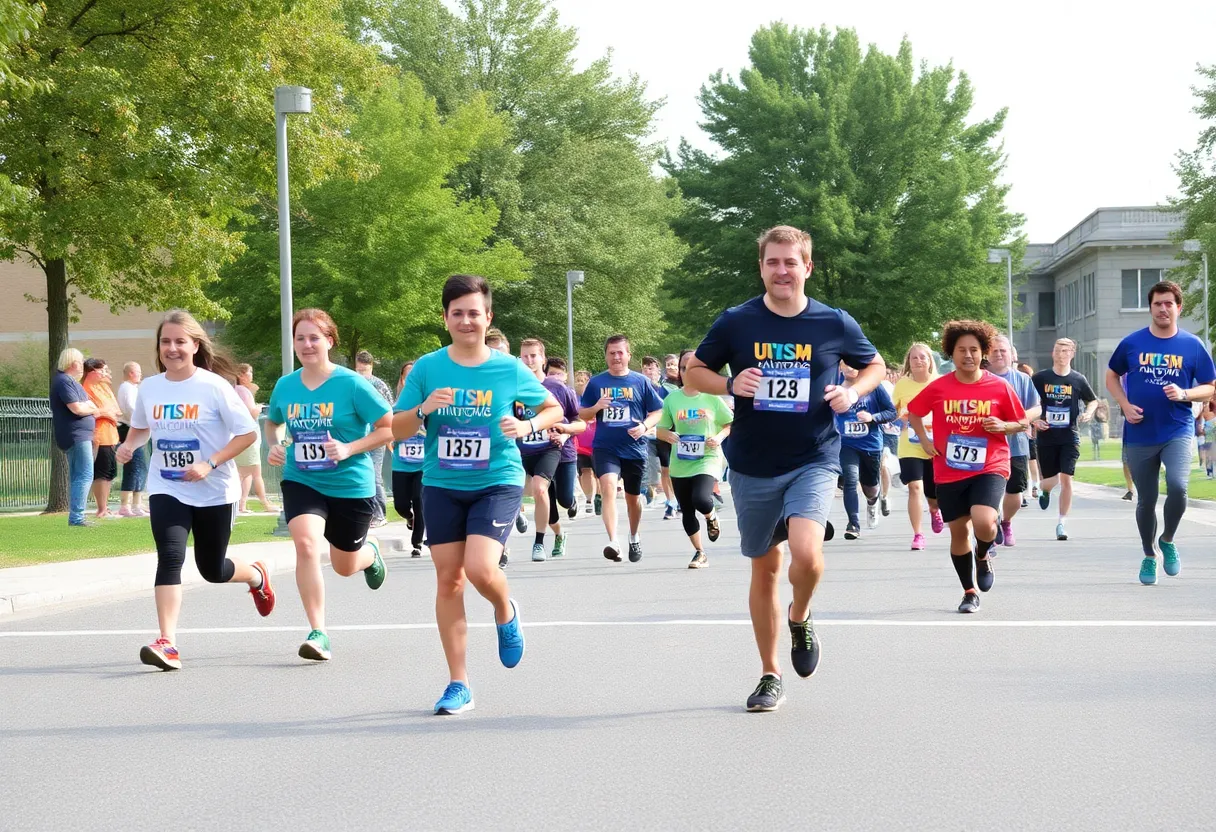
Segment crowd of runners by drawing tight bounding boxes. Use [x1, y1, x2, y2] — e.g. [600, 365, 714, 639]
[110, 224, 1215, 713]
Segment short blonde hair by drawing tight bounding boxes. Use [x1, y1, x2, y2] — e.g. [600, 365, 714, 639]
[1055, 338, 1077, 351]
[123, 361, 140, 377]
[57, 348, 84, 372]
[758, 225, 813, 264]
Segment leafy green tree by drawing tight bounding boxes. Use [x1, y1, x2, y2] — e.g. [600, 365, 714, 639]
[1171, 62, 1216, 349]
[0, 0, 382, 511]
[212, 73, 529, 369]
[665, 25, 1023, 360]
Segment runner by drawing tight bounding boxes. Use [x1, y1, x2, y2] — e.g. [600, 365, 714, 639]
[545, 357, 584, 519]
[265, 308, 393, 662]
[641, 355, 677, 516]
[988, 336, 1041, 547]
[1105, 280, 1215, 585]
[355, 350, 394, 528]
[392, 274, 562, 715]
[1031, 338, 1097, 541]
[906, 320, 1028, 614]
[573, 370, 599, 517]
[517, 339, 585, 561]
[835, 360, 897, 539]
[1018, 361, 1042, 500]
[877, 363, 901, 518]
[656, 349, 733, 567]
[892, 343, 943, 550]
[485, 328, 519, 568]
[578, 336, 665, 563]
[116, 310, 274, 671]
[664, 353, 681, 388]
[684, 225, 883, 712]
[392, 360, 427, 558]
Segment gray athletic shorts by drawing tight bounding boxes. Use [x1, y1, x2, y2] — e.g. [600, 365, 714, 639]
[728, 461, 838, 557]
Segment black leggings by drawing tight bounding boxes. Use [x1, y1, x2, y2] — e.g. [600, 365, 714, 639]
[671, 474, 716, 537]
[546, 460, 577, 526]
[150, 494, 236, 586]
[392, 470, 425, 548]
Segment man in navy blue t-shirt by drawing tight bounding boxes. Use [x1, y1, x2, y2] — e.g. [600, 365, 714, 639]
[685, 225, 884, 713]
[1106, 279, 1215, 585]
[49, 348, 101, 526]
[578, 335, 664, 564]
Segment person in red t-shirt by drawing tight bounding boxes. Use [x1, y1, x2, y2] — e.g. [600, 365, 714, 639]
[907, 320, 1028, 614]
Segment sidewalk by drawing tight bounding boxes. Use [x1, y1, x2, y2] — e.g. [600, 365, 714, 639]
[0, 521, 415, 618]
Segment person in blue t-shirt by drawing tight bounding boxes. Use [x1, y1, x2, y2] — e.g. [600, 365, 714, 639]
[1106, 279, 1216, 585]
[989, 336, 1042, 547]
[266, 308, 394, 663]
[684, 225, 884, 713]
[393, 274, 561, 716]
[577, 336, 665, 564]
[390, 359, 427, 558]
[834, 361, 897, 539]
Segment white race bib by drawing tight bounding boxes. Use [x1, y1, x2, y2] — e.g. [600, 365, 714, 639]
[1046, 406, 1070, 427]
[754, 367, 811, 413]
[397, 435, 425, 463]
[945, 434, 988, 471]
[438, 425, 490, 470]
[676, 434, 705, 460]
[293, 430, 336, 471]
[602, 402, 631, 428]
[843, 419, 868, 437]
[157, 437, 200, 481]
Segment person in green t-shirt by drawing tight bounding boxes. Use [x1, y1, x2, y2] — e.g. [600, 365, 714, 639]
[656, 350, 734, 568]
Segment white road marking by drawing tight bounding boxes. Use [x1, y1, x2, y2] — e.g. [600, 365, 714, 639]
[2, 619, 1215, 638]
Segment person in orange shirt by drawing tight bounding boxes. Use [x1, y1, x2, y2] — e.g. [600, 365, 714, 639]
[83, 358, 123, 518]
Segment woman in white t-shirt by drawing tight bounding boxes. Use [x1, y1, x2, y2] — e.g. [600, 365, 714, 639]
[117, 310, 276, 671]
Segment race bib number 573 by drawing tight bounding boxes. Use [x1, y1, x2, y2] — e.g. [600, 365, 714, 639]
[754, 367, 811, 413]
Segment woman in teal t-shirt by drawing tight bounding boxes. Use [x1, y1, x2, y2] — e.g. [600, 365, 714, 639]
[265, 308, 393, 663]
[392, 274, 562, 716]
[656, 350, 733, 568]
[391, 359, 427, 558]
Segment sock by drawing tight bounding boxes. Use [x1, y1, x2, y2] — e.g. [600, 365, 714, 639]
[951, 553, 975, 591]
[867, 496, 877, 506]
[976, 538, 995, 560]
[534, 532, 545, 546]
[249, 570, 264, 590]
[630, 532, 641, 544]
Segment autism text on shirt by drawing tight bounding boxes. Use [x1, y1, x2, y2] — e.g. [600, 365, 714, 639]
[943, 399, 993, 430]
[599, 387, 636, 400]
[437, 388, 493, 419]
[1136, 353, 1184, 385]
[151, 403, 200, 432]
[287, 402, 335, 430]
[676, 408, 707, 422]
[754, 342, 813, 364]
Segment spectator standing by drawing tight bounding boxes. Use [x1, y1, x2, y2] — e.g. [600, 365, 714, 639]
[355, 349, 393, 527]
[117, 361, 148, 516]
[234, 363, 277, 514]
[82, 358, 122, 518]
[50, 348, 99, 527]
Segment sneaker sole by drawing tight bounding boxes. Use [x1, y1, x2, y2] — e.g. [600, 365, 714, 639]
[689, 560, 707, 569]
[139, 646, 181, 671]
[746, 694, 786, 713]
[298, 642, 331, 661]
[628, 550, 642, 563]
[1163, 562, 1180, 577]
[603, 545, 622, 562]
[435, 700, 475, 716]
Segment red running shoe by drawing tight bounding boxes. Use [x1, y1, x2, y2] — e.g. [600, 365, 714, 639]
[249, 561, 275, 617]
[140, 638, 182, 671]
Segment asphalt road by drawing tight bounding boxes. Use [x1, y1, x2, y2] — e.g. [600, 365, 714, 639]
[3, 484, 1214, 831]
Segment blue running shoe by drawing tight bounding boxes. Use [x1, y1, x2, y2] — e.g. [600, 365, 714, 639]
[1039, 489, 1051, 511]
[1139, 557, 1157, 586]
[497, 599, 525, 668]
[1159, 537, 1180, 577]
[434, 681, 474, 715]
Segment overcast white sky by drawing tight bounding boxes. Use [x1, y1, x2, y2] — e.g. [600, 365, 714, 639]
[553, 0, 1216, 243]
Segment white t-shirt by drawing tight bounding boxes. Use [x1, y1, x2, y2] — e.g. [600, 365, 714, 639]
[130, 369, 259, 507]
[117, 381, 140, 426]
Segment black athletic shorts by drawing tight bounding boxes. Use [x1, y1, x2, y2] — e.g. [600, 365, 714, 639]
[935, 473, 1006, 523]
[1006, 455, 1029, 494]
[577, 455, 594, 473]
[898, 456, 937, 500]
[281, 479, 375, 553]
[1038, 442, 1079, 479]
[1027, 437, 1038, 461]
[521, 446, 561, 482]
[593, 449, 646, 496]
[93, 444, 118, 482]
[656, 439, 672, 469]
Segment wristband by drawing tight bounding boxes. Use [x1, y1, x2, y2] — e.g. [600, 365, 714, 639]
[726, 376, 734, 396]
[207, 458, 218, 470]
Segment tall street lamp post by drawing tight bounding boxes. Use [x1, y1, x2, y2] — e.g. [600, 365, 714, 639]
[274, 85, 312, 378]
[988, 248, 1013, 343]
[566, 270, 584, 375]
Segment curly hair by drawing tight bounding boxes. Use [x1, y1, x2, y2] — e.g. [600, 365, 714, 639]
[941, 320, 999, 360]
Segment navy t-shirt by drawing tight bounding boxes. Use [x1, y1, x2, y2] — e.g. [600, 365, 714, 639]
[579, 370, 665, 460]
[835, 382, 896, 455]
[695, 295, 878, 477]
[49, 371, 95, 451]
[1109, 327, 1216, 446]
[516, 376, 581, 462]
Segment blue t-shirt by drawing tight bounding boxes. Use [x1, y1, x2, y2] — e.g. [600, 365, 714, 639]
[396, 347, 550, 491]
[1108, 327, 1216, 446]
[835, 381, 896, 454]
[267, 366, 391, 499]
[391, 422, 425, 473]
[49, 371, 95, 451]
[992, 369, 1041, 457]
[517, 376, 580, 460]
[579, 370, 665, 460]
[695, 295, 878, 477]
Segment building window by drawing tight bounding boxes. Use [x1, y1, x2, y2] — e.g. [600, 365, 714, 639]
[1083, 272, 1096, 316]
[1039, 291, 1056, 328]
[1122, 268, 1162, 309]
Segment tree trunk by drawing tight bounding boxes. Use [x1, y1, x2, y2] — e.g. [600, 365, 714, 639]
[43, 258, 70, 514]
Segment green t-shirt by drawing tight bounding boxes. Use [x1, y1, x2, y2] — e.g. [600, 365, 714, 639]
[656, 390, 734, 479]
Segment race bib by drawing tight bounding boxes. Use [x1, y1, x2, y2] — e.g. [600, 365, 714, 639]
[945, 434, 988, 472]
[842, 419, 869, 437]
[293, 430, 336, 471]
[676, 434, 705, 461]
[438, 425, 490, 470]
[397, 435, 425, 463]
[521, 427, 550, 448]
[158, 438, 200, 481]
[602, 402, 632, 428]
[754, 366, 812, 413]
[1046, 406, 1070, 427]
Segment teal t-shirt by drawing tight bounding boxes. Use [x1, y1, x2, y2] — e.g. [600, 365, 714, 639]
[267, 366, 390, 498]
[395, 347, 551, 491]
[391, 425, 426, 472]
[656, 389, 734, 479]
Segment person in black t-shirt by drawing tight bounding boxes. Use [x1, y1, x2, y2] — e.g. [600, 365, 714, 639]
[1030, 338, 1097, 541]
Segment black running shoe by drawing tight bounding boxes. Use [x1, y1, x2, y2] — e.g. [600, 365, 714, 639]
[404, 510, 414, 530]
[603, 542, 622, 562]
[567, 503, 578, 519]
[689, 551, 707, 569]
[628, 541, 642, 563]
[958, 591, 980, 613]
[975, 554, 994, 592]
[1122, 490, 1133, 502]
[994, 522, 1004, 546]
[844, 524, 860, 540]
[706, 514, 720, 542]
[498, 550, 509, 569]
[788, 604, 820, 678]
[746, 674, 785, 712]
[712, 492, 724, 506]
[880, 496, 890, 517]
[824, 521, 834, 542]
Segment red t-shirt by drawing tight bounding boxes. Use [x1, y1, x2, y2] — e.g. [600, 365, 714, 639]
[906, 370, 1026, 484]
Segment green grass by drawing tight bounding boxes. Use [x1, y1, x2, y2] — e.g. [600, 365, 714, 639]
[1072, 459, 1216, 501]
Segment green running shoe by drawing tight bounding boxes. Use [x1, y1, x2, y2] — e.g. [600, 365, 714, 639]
[364, 537, 386, 590]
[298, 629, 331, 661]
[1139, 557, 1157, 586]
[1159, 537, 1180, 577]
[551, 532, 567, 559]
